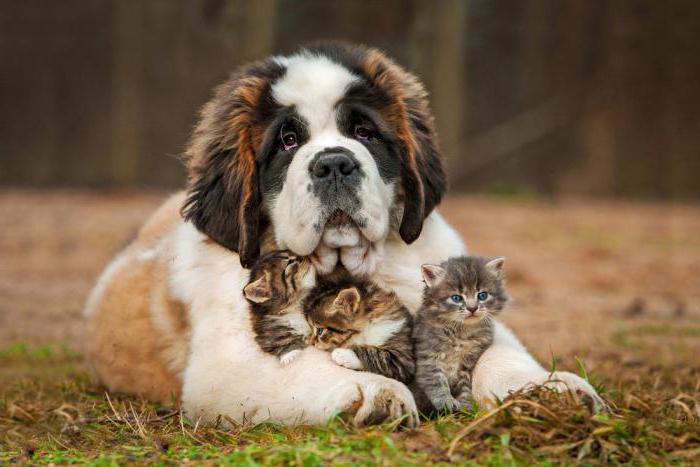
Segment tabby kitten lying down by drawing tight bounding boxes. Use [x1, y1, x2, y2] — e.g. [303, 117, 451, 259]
[243, 251, 316, 365]
[243, 252, 415, 383]
[413, 256, 508, 413]
[304, 277, 415, 384]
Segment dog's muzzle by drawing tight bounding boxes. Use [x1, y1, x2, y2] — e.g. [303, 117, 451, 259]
[310, 147, 362, 208]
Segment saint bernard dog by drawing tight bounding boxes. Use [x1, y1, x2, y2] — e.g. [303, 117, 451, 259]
[83, 43, 601, 427]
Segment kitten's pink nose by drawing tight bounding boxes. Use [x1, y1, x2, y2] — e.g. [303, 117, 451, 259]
[466, 304, 478, 313]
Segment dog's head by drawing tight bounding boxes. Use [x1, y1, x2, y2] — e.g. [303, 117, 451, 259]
[182, 43, 446, 273]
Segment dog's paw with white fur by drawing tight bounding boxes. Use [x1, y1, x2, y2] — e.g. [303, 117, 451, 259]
[542, 371, 608, 412]
[279, 350, 302, 366]
[331, 348, 363, 370]
[319, 373, 419, 428]
[352, 377, 419, 428]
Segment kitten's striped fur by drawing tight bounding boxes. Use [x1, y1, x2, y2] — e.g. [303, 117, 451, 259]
[243, 251, 315, 360]
[245, 254, 415, 383]
[304, 275, 415, 384]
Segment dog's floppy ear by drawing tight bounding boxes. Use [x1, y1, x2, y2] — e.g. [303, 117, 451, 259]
[397, 90, 447, 244]
[361, 49, 447, 244]
[181, 62, 283, 268]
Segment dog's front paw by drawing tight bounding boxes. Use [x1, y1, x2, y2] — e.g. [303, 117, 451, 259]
[543, 371, 608, 412]
[279, 350, 302, 366]
[331, 348, 363, 370]
[351, 377, 419, 428]
[314, 362, 418, 428]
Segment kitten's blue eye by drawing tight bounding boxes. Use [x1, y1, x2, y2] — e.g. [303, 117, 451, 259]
[450, 294, 463, 303]
[477, 291, 489, 301]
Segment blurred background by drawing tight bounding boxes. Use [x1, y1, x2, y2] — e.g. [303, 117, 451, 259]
[1, 0, 699, 198]
[0, 1, 699, 366]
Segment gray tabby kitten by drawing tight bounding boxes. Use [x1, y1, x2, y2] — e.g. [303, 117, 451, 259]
[413, 256, 508, 413]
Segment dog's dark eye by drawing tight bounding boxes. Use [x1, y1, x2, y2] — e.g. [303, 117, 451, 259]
[281, 129, 298, 151]
[354, 125, 372, 142]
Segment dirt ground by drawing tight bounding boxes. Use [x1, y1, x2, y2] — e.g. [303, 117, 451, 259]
[1, 189, 699, 361]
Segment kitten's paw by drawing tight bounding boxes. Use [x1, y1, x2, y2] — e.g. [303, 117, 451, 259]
[432, 395, 462, 413]
[331, 348, 363, 370]
[455, 394, 477, 413]
[279, 350, 302, 366]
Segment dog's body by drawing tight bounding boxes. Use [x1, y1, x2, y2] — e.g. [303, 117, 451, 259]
[83, 44, 601, 426]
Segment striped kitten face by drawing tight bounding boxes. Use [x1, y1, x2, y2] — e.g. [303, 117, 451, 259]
[243, 250, 316, 313]
[307, 287, 362, 351]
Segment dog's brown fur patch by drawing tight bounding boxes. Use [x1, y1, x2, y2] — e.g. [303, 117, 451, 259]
[359, 47, 446, 243]
[83, 250, 181, 404]
[83, 194, 187, 404]
[181, 62, 284, 267]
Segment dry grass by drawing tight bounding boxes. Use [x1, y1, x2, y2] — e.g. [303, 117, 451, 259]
[1, 189, 699, 464]
[1, 343, 698, 464]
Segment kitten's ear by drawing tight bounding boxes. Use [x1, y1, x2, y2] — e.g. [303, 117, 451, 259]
[332, 287, 361, 316]
[243, 271, 272, 303]
[421, 264, 446, 287]
[485, 257, 506, 278]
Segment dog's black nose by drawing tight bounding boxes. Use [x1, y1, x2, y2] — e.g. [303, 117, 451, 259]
[312, 152, 357, 180]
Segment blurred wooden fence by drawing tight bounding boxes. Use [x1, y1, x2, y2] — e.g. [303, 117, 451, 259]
[1, 0, 698, 198]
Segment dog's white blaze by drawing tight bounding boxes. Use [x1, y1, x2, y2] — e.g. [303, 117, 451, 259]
[268, 55, 395, 269]
[272, 54, 358, 133]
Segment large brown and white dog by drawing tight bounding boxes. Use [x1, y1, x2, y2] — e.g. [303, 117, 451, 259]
[83, 43, 600, 426]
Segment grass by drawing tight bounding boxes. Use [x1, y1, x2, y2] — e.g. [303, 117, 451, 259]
[2, 192, 699, 464]
[1, 337, 699, 466]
